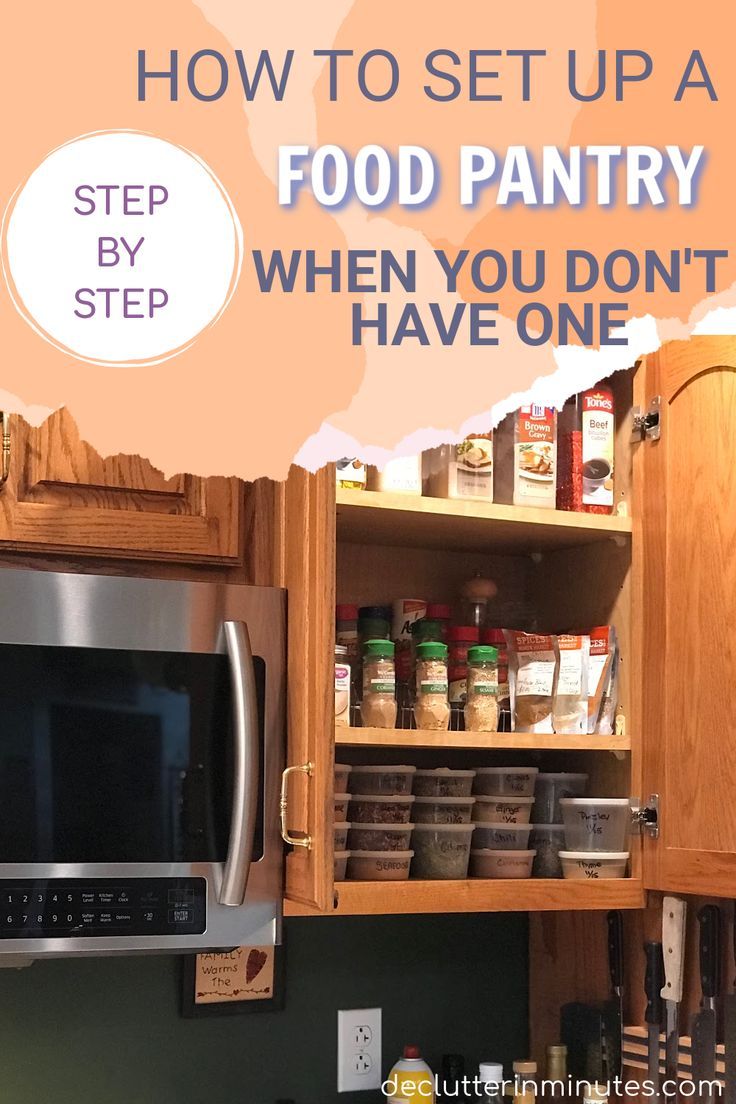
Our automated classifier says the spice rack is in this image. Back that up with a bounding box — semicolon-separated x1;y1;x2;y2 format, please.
335;725;631;752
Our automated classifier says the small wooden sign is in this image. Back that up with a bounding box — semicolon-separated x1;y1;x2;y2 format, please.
181;942;285;1017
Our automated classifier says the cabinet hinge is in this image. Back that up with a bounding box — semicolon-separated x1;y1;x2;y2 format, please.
631;794;659;839
632;396;661;441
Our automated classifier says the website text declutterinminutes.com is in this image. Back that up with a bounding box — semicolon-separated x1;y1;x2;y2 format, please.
380;1077;724;1099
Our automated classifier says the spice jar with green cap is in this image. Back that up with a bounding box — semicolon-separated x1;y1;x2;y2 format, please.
360;639;397;729
414;641;450;731
464;645;499;732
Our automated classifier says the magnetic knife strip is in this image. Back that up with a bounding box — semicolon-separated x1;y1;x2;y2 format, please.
623;1027;725;1082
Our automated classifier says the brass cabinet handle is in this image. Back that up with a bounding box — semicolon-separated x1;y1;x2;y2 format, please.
0;412;10;487
280;762;314;849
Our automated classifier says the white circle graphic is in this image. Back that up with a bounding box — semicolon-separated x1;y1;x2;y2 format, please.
1;131;242;366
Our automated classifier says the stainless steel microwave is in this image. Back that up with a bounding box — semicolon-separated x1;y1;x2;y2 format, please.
0;569;285;959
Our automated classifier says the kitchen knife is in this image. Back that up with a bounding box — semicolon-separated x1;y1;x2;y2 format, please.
644;940;665;1097
661;896;687;1089
725;903;736;1104
691;905;721;1102
607;909;625;1080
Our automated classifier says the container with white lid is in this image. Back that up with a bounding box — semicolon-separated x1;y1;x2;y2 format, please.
334;850;350;881
530;824;566;877
470;848;536;879
347;850;413;880
560;851;629;879
349;765;416;796
412;795;476;824
412;768;476;798
349;793;416;824
473;822;533;850
560;797;631;852
473;767;539;797
532;772;588;823
411;823;475;879
472;795;535;824
348;822;414;851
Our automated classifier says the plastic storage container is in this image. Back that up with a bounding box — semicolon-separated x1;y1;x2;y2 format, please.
473;767;539;797
530;824;566;877
334;822;350;851
412;768;476;798
410;823;475;879
470;849;536;879
532;772;588;824
348;823;415;852
334;849;350;881
560;797;631;852
334;793;351;820
334;763;352;792
560;851;629;880
472;796;535;824
348;850;413;881
349;764;416;796
349;794;416;824
412;796;476;824
473;822;533;850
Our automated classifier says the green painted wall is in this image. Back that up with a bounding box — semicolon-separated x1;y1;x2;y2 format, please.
0;912;528;1104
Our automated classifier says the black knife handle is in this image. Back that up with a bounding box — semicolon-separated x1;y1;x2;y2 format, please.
608;910;624;991
645;941;665;1025
699;904;721;1000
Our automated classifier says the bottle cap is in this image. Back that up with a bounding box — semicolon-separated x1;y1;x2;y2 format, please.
359;605;392;621
403;1045;421;1060
358;618;390;639
481;628;506;646
513;1061;537;1075
547;1045;567;1056
426;603;452;620
363;639;395;658
336;604;359;621
480;1062;504;1083
415;641;448;660
411;618;444;639
468;645;498;664
448;625;480;643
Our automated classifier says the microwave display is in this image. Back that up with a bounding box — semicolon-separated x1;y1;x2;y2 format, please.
0;644;265;865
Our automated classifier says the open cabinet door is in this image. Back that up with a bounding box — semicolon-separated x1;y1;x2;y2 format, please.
640;336;736;896
274;466;335;912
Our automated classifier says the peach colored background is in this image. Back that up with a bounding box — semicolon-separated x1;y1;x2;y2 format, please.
1;1;733;479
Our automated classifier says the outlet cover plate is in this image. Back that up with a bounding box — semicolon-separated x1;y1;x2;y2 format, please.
337;1007;382;1093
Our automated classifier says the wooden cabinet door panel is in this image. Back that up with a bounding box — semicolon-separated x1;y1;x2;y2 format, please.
0;410;242;563
276;466;335;912
641;336;736;895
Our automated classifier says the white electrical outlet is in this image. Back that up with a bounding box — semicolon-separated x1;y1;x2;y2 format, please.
337;1007;382;1093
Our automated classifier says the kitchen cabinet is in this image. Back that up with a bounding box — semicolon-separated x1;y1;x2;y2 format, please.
0;409;243;563
282;336;736;924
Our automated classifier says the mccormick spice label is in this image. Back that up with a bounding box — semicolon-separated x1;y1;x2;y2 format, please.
581;386;615;509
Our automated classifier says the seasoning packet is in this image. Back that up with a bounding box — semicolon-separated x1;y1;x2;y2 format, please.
552;634;590;735
583;625;619;734
504;631;558;733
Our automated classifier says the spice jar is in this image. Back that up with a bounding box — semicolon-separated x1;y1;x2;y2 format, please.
425;604;452;641
448;626;480;705
482;628;509;730
414;641;450;731
464;645;499;731
334;644;351;727
360;639;397;729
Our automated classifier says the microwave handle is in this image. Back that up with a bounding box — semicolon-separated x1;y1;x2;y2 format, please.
219;620;260;907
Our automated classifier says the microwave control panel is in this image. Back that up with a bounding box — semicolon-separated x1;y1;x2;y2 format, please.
0;878;207;938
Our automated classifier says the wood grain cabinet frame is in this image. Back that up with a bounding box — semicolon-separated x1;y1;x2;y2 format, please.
0;410;243;563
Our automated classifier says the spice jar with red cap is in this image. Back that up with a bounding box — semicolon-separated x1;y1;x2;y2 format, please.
448;626;481;719
425;603;452;641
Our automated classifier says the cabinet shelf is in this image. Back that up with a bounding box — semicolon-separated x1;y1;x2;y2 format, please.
335;725;630;752
336;488;632;553
285;878;645;916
